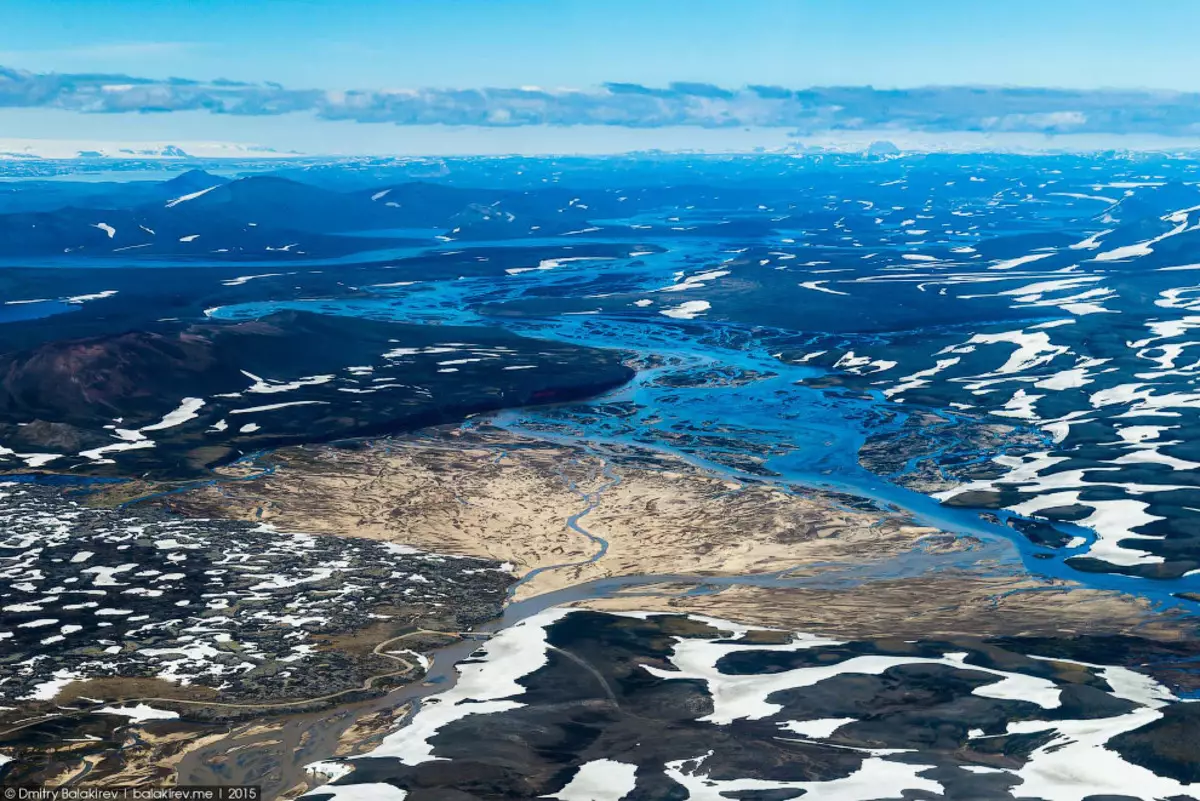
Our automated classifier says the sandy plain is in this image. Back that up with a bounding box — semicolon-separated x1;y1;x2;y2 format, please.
160;426;1188;641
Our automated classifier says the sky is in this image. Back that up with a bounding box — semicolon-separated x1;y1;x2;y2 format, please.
2;0;1200;155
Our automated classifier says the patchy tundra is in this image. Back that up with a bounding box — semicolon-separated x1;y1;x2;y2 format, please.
0;482;512;709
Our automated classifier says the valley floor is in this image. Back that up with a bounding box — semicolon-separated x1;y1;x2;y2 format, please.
4;424;1198;798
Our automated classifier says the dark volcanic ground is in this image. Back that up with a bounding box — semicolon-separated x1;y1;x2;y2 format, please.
0;479;514;786
0;481;512;705
0;310;633;477
306;610;1200;801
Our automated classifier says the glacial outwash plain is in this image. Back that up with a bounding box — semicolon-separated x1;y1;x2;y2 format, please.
3;153;1200;800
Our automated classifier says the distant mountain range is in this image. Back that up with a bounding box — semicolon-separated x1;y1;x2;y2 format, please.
0;169;611;257
0;139;295;160
5;160;1200;263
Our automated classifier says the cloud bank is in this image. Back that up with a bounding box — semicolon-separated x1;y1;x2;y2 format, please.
3;66;1200;136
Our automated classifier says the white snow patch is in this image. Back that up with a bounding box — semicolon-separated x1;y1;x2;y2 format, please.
367;608;568;765
541;759;637;800
140;398;205;432
97;704;180;722
660;300;711;320
779;718;857;738
165;185;218;208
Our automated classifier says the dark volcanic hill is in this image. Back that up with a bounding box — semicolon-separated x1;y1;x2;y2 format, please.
0;169;227;215
0;311;633;477
0;203;401;259
0;174;604;257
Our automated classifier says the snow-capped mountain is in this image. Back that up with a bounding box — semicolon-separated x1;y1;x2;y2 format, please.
0;138;297;160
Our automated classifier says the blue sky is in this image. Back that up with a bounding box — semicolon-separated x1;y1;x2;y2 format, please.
5;0;1200;90
3;1;1200;155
